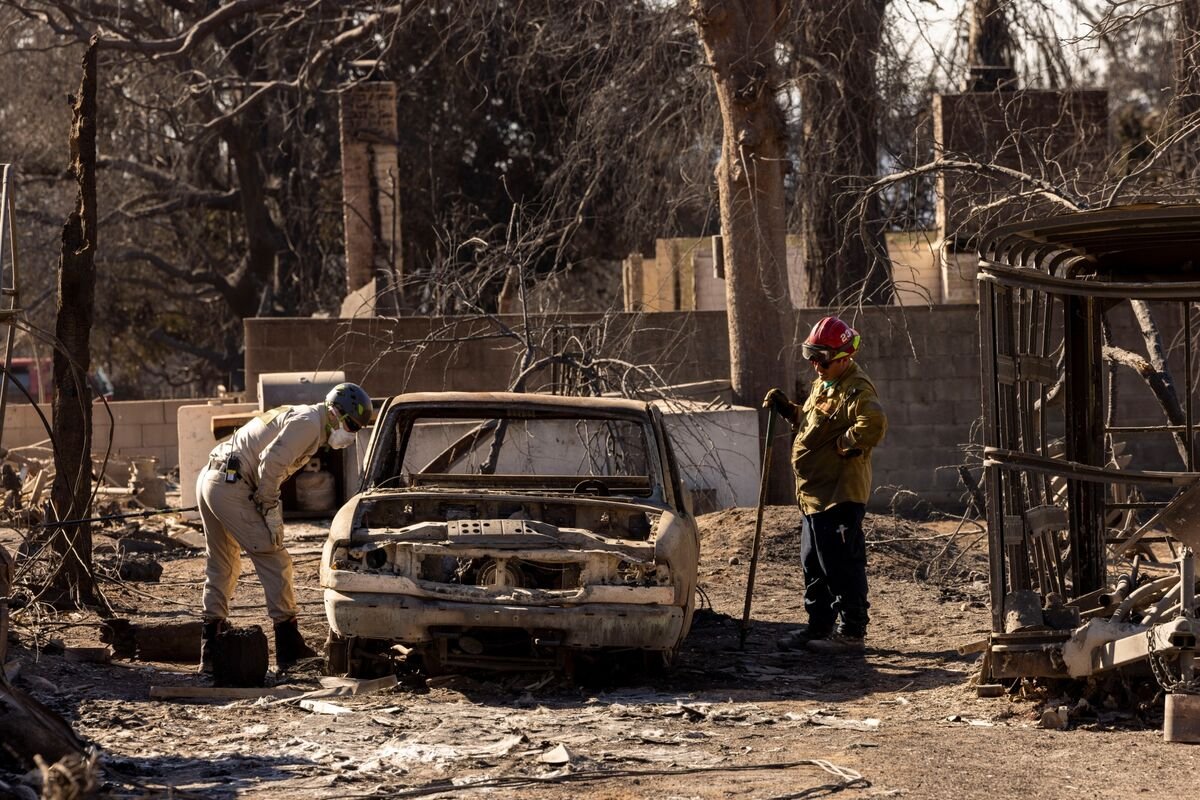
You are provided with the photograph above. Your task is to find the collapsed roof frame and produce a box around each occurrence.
[977,205,1200,684]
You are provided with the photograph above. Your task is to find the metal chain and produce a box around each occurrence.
[1146,624,1200,694]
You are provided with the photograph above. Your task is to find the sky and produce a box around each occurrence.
[888,0,1120,88]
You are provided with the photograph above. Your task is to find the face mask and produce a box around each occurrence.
[328,426,356,450]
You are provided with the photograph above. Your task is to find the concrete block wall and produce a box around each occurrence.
[851,305,982,509]
[629,234,949,313]
[4,299,1183,512]
[245,306,986,510]
[3,301,1185,510]
[244,312,733,402]
[2,399,199,479]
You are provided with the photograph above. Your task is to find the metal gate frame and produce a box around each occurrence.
[978,205,1200,644]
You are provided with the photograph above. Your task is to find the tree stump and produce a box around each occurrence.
[212,626,268,688]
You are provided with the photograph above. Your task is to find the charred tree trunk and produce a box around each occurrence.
[224,120,289,320]
[203,16,292,324]
[791,0,892,306]
[965,0,1016,91]
[47,39,99,606]
[691,0,796,502]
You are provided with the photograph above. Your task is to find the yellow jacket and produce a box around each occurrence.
[784,361,887,514]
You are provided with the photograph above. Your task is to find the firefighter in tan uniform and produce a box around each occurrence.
[766,317,887,654]
[198,383,372,672]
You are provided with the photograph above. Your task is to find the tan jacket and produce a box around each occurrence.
[210,404,329,510]
[784,362,887,514]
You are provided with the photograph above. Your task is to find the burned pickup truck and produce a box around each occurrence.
[320,392,700,674]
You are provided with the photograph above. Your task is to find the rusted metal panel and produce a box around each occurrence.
[1016,354,1057,386]
[1002,515,1025,545]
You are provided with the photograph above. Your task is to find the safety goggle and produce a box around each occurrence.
[802,343,840,367]
[341,414,363,433]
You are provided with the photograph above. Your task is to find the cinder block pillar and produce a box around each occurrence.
[932,89,1108,304]
[339,82,402,316]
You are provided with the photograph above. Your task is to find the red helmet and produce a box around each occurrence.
[802,316,860,365]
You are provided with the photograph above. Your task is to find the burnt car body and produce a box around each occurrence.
[320,392,700,673]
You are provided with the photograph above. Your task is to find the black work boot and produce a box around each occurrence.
[274,618,318,670]
[805,631,866,655]
[776,622,833,652]
[199,618,226,674]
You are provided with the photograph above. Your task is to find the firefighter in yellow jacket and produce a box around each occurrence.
[197,383,372,673]
[766,317,887,654]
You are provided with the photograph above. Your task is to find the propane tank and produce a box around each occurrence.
[294,458,335,512]
[1165,693,1200,743]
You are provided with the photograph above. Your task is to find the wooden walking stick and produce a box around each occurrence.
[740,397,777,649]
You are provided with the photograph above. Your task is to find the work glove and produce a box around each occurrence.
[836,432,863,458]
[264,504,284,547]
[763,387,792,419]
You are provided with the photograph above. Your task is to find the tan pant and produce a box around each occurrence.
[197,469,297,623]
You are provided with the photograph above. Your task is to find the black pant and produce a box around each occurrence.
[801,502,870,637]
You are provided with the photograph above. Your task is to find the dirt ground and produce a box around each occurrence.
[3,506,1200,799]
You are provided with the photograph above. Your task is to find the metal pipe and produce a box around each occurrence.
[1141,579,1194,625]
[1111,575,1180,622]
[979,261,1200,300]
[1107,425,1195,434]
[32,505,198,529]
[1142,601,1182,627]
[984,446,1200,486]
[1180,548,1195,684]
[1183,548,1195,619]
[1099,572,1135,608]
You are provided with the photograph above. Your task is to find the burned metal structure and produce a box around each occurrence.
[978,205,1200,714]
